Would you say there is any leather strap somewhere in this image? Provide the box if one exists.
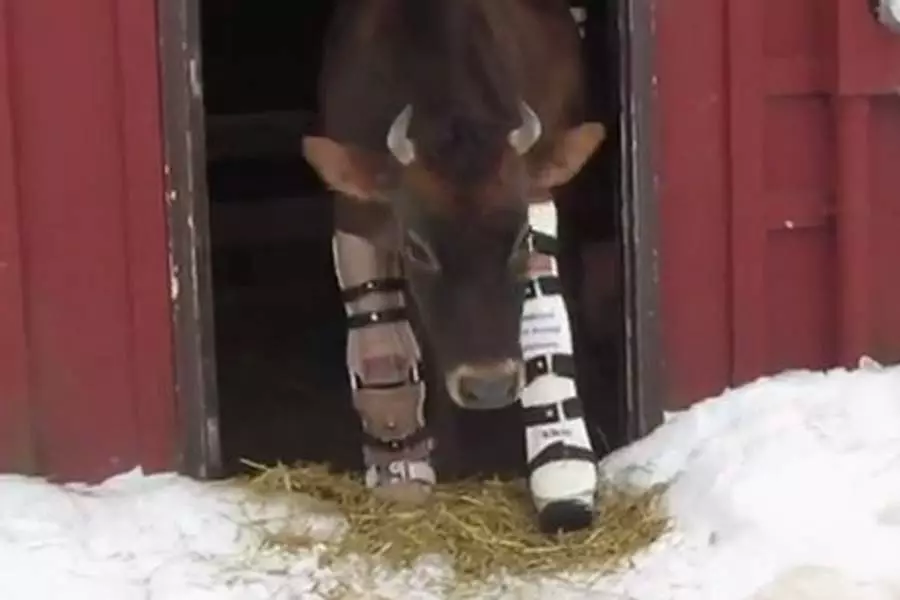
[346,306,409,330]
[362,426,432,453]
[341,277,406,304]
[523,275,563,300]
[525,353,576,384]
[527,441,597,473]
[521,396,584,428]
[530,230,558,256]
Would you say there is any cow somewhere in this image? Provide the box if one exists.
[302,0,608,533]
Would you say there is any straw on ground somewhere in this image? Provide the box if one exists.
[235,460,671,585]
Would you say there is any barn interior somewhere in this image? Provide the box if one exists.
[198,1,626,480]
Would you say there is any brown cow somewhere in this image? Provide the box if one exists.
[303,0,606,533]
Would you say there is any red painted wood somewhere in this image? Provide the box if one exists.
[767,229,837,371]
[727,0,768,385]
[765,58,830,95]
[3,0,176,481]
[762,96,837,373]
[835,98,872,365]
[657,0,732,408]
[0,0,35,472]
[835,0,900,95]
[114,0,177,473]
[765,192,834,230]
[658,0,900,405]
[868,97,900,363]
[10,0,139,480]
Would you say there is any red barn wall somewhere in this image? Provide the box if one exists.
[0,0,176,481]
[2,0,899,480]
[657,0,900,409]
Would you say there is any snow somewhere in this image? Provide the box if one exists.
[3,359,900,599]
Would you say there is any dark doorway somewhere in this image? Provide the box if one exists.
[159,0,657,481]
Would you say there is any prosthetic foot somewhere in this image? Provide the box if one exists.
[332,231,435,504]
[520,199,600,533]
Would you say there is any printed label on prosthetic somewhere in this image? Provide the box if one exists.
[520,295,574,358]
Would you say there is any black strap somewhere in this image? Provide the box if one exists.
[527,441,597,473]
[523,275,563,300]
[362,426,432,453]
[341,277,406,304]
[525,353,576,384]
[521,396,584,428]
[346,306,409,330]
[530,230,558,256]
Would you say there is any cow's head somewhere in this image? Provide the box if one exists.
[303,103,604,410]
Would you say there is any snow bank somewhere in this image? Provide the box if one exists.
[1,359,900,599]
[593,359,900,600]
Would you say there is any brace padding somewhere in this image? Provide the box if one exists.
[332,231,434,491]
[520,200,598,508]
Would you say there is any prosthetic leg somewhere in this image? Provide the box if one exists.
[520,199,600,532]
[332,230,435,504]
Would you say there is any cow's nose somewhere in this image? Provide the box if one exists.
[447,361,522,410]
[460,373,519,403]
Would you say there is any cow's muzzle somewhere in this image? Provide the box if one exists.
[446,359,524,410]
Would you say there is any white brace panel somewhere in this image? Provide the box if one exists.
[521,200,598,509]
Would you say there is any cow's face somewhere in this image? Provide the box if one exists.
[392,180,532,411]
[303,103,604,410]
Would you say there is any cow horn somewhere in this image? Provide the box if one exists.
[508,101,542,155]
[386,104,416,165]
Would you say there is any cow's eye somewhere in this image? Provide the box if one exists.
[404,231,440,272]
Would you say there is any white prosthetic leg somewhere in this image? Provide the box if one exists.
[332,230,436,504]
[520,199,599,532]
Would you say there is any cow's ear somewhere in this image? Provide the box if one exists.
[303,136,392,201]
[528,122,606,197]
[332,192,399,248]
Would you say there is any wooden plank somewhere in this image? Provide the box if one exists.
[0,0,35,473]
[727,0,769,383]
[835,0,900,95]
[205,110,315,160]
[656,0,733,407]
[618,0,664,435]
[210,195,332,248]
[115,0,178,472]
[765,191,835,231]
[765,58,830,96]
[867,96,900,362]
[834,97,872,365]
[766,228,837,371]
[157,0,223,479]
[11,0,139,481]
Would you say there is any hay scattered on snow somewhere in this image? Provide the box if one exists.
[237,459,671,584]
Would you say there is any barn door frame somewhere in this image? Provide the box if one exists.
[157,0,223,479]
[617,0,664,439]
[155,0,663,479]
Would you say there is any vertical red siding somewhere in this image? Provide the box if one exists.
[116,0,179,476]
[869,98,900,363]
[658,0,900,408]
[0,0,35,472]
[833,0,900,366]
[0,0,175,481]
[656,0,732,408]
[726,0,768,384]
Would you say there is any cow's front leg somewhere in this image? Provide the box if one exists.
[520,199,599,533]
[332,231,435,504]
